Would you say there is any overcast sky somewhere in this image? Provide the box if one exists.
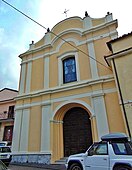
[0,0,132,90]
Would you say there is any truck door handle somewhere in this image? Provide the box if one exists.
[103,158,107,160]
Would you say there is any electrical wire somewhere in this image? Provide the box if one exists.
[2,0,112,71]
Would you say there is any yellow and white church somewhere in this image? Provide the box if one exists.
[11,12,132,164]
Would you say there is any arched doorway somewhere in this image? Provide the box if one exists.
[63,107,93,157]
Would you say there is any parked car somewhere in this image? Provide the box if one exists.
[0,146,12,166]
[66,133,132,170]
[0,141,11,147]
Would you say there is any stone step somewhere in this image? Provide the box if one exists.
[55,157,68,165]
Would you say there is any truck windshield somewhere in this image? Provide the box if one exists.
[111,141,132,155]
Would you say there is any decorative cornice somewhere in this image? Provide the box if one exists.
[20,30,117,65]
[83,20,117,35]
[15,75,114,101]
[19,20,117,60]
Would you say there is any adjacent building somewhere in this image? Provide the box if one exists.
[0,88,18,144]
[12,13,128,164]
[105,32,132,137]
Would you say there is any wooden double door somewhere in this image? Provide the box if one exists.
[63,107,93,157]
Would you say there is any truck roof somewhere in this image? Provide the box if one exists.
[101,133,128,141]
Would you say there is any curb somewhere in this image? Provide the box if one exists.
[9,163,66,170]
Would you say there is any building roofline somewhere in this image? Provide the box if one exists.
[107,31,132,51]
[0,88,18,93]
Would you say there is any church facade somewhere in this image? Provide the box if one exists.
[12,13,128,164]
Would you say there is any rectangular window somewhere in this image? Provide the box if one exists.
[63,57,77,83]
[112,142,132,155]
[3,126,13,142]
[8,105,15,118]
[88,143,108,156]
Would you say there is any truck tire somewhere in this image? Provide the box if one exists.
[114,165,131,170]
[69,163,82,170]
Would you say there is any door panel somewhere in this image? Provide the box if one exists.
[85,143,109,170]
[85,155,109,170]
[63,107,92,156]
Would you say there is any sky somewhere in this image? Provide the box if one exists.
[0,0,132,90]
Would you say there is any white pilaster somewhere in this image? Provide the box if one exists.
[83,16,92,30]
[19,109,30,151]
[110,31,118,40]
[19,63,26,94]
[92,95,109,139]
[25,61,32,93]
[44,56,49,89]
[41,105,51,152]
[58,57,63,86]
[105,13,113,22]
[88,42,98,79]
[12,110,23,152]
[44,32,51,45]
[75,52,80,81]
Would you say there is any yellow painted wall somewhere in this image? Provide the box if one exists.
[105,92,126,133]
[49,54,58,88]
[28,106,41,151]
[51,86,92,99]
[31,58,44,91]
[111,36,132,53]
[52,17,83,36]
[125,104,132,135]
[78,44,92,80]
[94,37,113,76]
[114,54,132,100]
[92,18,105,27]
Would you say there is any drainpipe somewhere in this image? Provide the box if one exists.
[112,58,131,138]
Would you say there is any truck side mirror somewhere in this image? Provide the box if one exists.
[88,149,94,156]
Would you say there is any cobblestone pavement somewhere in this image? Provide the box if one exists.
[8,164,66,170]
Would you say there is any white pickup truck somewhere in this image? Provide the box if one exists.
[66,133,132,170]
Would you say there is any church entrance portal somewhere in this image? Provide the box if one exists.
[63,107,93,157]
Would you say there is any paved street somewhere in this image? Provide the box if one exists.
[8,165,46,170]
[8,164,66,170]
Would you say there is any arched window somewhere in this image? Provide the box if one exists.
[63,57,77,83]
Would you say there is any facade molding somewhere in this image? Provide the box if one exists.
[50,120,63,124]
[20,30,117,65]
[51,29,83,45]
[52,100,95,119]
[15,87,117,111]
[15,75,115,101]
[51,20,117,45]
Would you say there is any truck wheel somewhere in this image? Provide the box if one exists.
[114,165,131,170]
[69,163,82,170]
